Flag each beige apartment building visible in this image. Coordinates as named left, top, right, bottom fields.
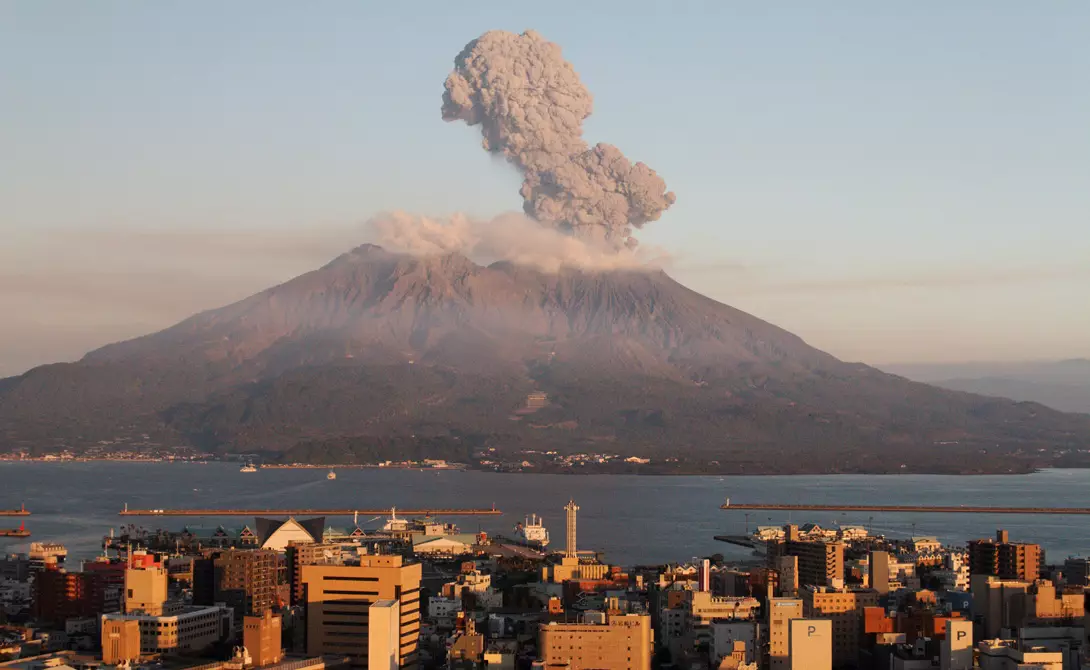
left=768, top=598, right=803, bottom=670
left=302, top=555, right=422, bottom=669
left=801, top=586, right=879, bottom=667
left=124, top=563, right=169, bottom=615
left=539, top=613, right=653, bottom=670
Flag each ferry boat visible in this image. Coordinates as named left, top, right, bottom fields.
left=327, top=470, right=337, bottom=480
left=0, top=522, right=30, bottom=538
left=239, top=463, right=257, bottom=473
left=513, top=514, right=549, bottom=548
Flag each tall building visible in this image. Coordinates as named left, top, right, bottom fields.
left=968, top=529, right=1041, bottom=581
left=788, top=619, right=831, bottom=670
left=775, top=556, right=798, bottom=597
left=286, top=542, right=343, bottom=606
left=539, top=613, right=652, bottom=670
left=801, top=586, right=879, bottom=667
left=213, top=549, right=279, bottom=622
left=302, top=555, right=422, bottom=669
left=244, top=610, right=284, bottom=668
left=368, top=600, right=400, bottom=670
left=125, top=553, right=169, bottom=616
left=101, top=618, right=141, bottom=665
left=771, top=534, right=844, bottom=587
left=768, top=598, right=803, bottom=670
left=869, top=551, right=890, bottom=595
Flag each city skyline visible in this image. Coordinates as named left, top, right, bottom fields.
left=3, top=2, right=1089, bottom=376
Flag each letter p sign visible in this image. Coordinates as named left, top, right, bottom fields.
left=807, top=625, right=817, bottom=637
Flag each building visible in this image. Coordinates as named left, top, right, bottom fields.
left=214, top=549, right=279, bottom=623
left=775, top=556, right=798, bottom=597
left=709, top=622, right=757, bottom=666
left=28, top=543, right=67, bottom=572
left=32, top=568, right=102, bottom=626
left=977, top=639, right=1063, bottom=669
left=244, top=610, right=283, bottom=667
left=286, top=542, right=344, bottom=606
left=1062, top=556, right=1090, bottom=586
left=256, top=517, right=324, bottom=552
left=870, top=551, right=890, bottom=595
left=539, top=613, right=652, bottom=670
left=101, top=618, right=141, bottom=665
left=368, top=600, right=400, bottom=670
left=768, top=598, right=803, bottom=670
left=301, top=555, right=422, bottom=669
left=125, top=553, right=169, bottom=615
left=787, top=619, right=831, bottom=670
left=969, top=530, right=1041, bottom=581
left=941, top=619, right=972, bottom=670
left=801, top=586, right=879, bottom=667
left=101, top=603, right=233, bottom=656
left=772, top=529, right=844, bottom=587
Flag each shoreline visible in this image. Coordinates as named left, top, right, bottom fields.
left=0, top=459, right=1062, bottom=476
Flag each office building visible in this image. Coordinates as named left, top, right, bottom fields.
left=801, top=586, right=879, bottom=667
left=539, top=613, right=652, bottom=670
left=969, top=530, right=1041, bottom=581
left=214, top=549, right=279, bottom=622
left=368, top=600, right=400, bottom=670
left=302, top=555, right=422, bottom=669
left=768, top=598, right=803, bottom=670
left=101, top=603, right=233, bottom=656
left=788, top=619, right=831, bottom=670
left=244, top=610, right=284, bottom=667
left=101, top=618, right=141, bottom=665
left=286, top=542, right=343, bottom=606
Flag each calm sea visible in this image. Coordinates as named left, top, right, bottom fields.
left=1, top=463, right=1089, bottom=565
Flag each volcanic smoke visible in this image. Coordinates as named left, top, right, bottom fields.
left=442, top=30, right=676, bottom=250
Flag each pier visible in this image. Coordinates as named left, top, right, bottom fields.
left=119, top=506, right=502, bottom=517
left=720, top=502, right=1090, bottom=515
left=0, top=505, right=30, bottom=516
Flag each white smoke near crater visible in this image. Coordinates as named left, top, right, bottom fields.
left=366, top=211, right=669, bottom=273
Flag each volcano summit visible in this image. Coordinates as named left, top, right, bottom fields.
left=2, top=244, right=1089, bottom=473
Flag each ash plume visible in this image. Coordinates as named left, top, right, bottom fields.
left=442, top=29, right=676, bottom=249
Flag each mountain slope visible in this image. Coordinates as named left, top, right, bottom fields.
left=2, top=244, right=1089, bottom=473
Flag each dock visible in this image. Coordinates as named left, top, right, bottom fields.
left=720, top=503, right=1090, bottom=515
left=0, top=505, right=30, bottom=516
left=119, top=506, right=502, bottom=517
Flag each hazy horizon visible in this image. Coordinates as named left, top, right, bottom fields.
left=3, top=2, right=1088, bottom=376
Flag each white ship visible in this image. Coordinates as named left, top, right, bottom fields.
left=239, top=463, right=257, bottom=473
left=327, top=470, right=337, bottom=480
left=514, top=514, right=549, bottom=548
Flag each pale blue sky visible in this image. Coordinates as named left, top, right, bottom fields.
left=1, top=1, right=1088, bottom=375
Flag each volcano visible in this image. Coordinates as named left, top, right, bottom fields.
left=3, top=244, right=1089, bottom=473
